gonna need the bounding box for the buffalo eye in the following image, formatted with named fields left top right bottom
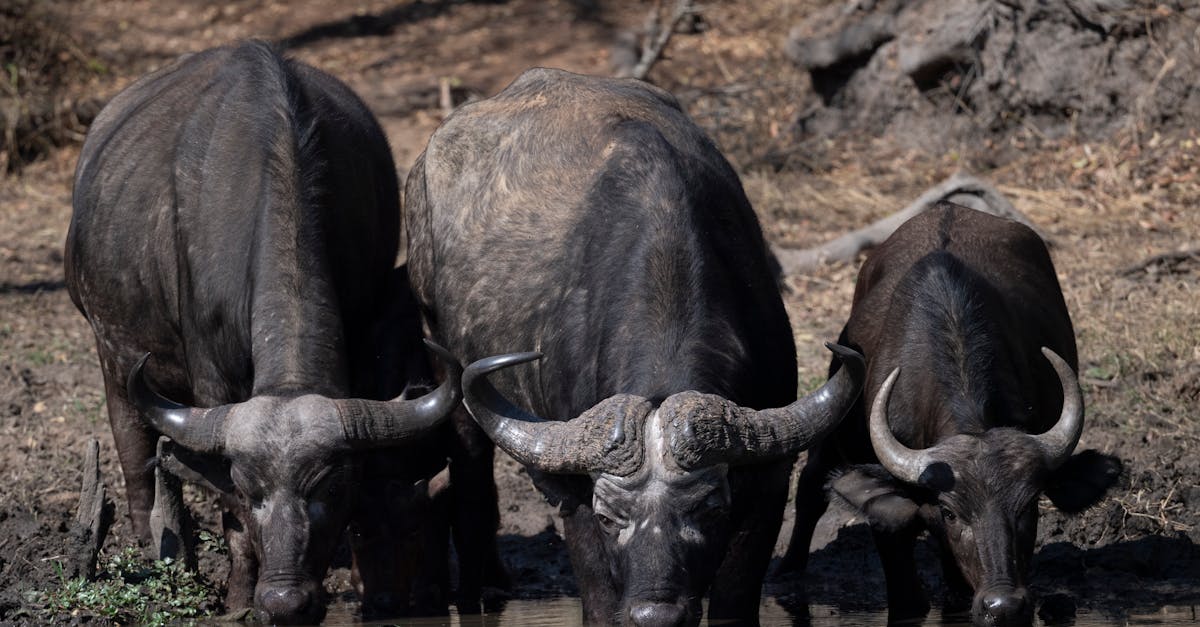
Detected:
left=307, top=500, right=327, bottom=524
left=595, top=512, right=625, bottom=534
left=940, top=505, right=957, bottom=523
left=696, top=499, right=729, bottom=524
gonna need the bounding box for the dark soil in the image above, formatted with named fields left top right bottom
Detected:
left=1, top=0, right=1197, bottom=623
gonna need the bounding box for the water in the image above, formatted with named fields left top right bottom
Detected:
left=325, top=597, right=1199, bottom=626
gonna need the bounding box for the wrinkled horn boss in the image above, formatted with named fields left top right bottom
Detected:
left=462, top=351, right=647, bottom=475
left=465, top=343, right=864, bottom=473
left=668, top=343, right=866, bottom=469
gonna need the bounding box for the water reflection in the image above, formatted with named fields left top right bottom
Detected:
left=325, top=597, right=1198, bottom=626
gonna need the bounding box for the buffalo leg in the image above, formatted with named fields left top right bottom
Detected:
left=349, top=473, right=406, bottom=619
left=350, top=457, right=453, bottom=618
left=410, top=502, right=452, bottom=615
left=872, top=525, right=929, bottom=622
left=223, top=508, right=259, bottom=612
left=448, top=407, right=507, bottom=613
left=709, top=462, right=791, bottom=622
left=97, top=350, right=158, bottom=545
left=779, top=447, right=833, bottom=574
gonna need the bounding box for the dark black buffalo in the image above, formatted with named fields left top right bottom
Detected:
left=781, top=203, right=1121, bottom=625
left=65, top=41, right=459, bottom=624
left=405, top=67, right=865, bottom=626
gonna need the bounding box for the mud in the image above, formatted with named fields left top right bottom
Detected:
left=1, top=0, right=1198, bottom=623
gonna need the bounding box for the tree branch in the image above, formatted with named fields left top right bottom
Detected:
left=1118, top=246, right=1200, bottom=277
left=773, top=172, right=1049, bottom=274
left=619, top=0, right=697, bottom=81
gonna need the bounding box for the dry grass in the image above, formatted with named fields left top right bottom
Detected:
left=0, top=2, right=1195, bottom=604
left=0, top=1, right=108, bottom=172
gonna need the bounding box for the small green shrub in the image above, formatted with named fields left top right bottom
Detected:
left=38, top=547, right=218, bottom=626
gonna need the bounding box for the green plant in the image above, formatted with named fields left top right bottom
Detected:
left=26, top=348, right=53, bottom=366
left=198, top=529, right=227, bottom=555
left=68, top=394, right=106, bottom=424
left=38, top=547, right=218, bottom=626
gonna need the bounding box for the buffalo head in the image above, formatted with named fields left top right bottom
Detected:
left=462, top=344, right=864, bottom=626
left=833, top=348, right=1121, bottom=626
left=127, top=341, right=462, bottom=624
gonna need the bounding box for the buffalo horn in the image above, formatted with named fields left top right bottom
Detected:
left=869, top=367, right=937, bottom=484
left=127, top=353, right=229, bottom=454
left=462, top=351, right=646, bottom=475
left=669, top=343, right=865, bottom=468
left=336, top=340, right=463, bottom=448
left=1032, top=347, right=1084, bottom=469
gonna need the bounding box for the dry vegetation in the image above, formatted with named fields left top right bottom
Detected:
left=0, top=0, right=1197, bottom=621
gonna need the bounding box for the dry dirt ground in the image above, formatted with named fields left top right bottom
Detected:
left=1, top=0, right=1198, bottom=623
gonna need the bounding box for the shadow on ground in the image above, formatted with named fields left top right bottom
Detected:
left=764, top=522, right=1200, bottom=624
left=277, top=0, right=510, bottom=50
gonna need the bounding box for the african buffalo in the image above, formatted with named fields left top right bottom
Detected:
left=66, top=41, right=459, bottom=623
left=781, top=203, right=1121, bottom=625
left=404, top=67, right=865, bottom=625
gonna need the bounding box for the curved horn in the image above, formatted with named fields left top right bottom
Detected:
left=462, top=351, right=645, bottom=475
left=869, top=367, right=937, bottom=484
left=336, top=340, right=463, bottom=448
left=668, top=343, right=866, bottom=468
left=127, top=353, right=228, bottom=453
left=1032, top=347, right=1084, bottom=469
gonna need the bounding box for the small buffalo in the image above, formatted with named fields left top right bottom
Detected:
left=66, top=41, right=458, bottom=623
left=782, top=203, right=1121, bottom=625
left=405, top=67, right=865, bottom=625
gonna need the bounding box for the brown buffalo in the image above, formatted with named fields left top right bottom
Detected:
left=782, top=203, right=1121, bottom=625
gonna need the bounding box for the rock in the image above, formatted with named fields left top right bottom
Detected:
left=782, top=0, right=1200, bottom=149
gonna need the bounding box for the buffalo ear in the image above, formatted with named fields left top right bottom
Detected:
left=829, top=465, right=921, bottom=533
left=157, top=437, right=236, bottom=495
left=1044, top=449, right=1122, bottom=514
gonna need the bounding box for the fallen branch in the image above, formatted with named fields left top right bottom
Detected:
left=618, top=0, right=697, bottom=81
left=75, top=439, right=114, bottom=579
left=773, top=172, right=1049, bottom=274
left=1118, top=246, right=1200, bottom=277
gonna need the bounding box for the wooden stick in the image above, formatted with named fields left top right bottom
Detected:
left=75, top=439, right=113, bottom=579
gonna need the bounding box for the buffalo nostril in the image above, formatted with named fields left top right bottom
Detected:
left=257, top=587, right=314, bottom=624
left=979, top=589, right=1031, bottom=625
left=630, top=601, right=686, bottom=627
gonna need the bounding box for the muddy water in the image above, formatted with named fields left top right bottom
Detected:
left=325, top=598, right=1198, bottom=626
